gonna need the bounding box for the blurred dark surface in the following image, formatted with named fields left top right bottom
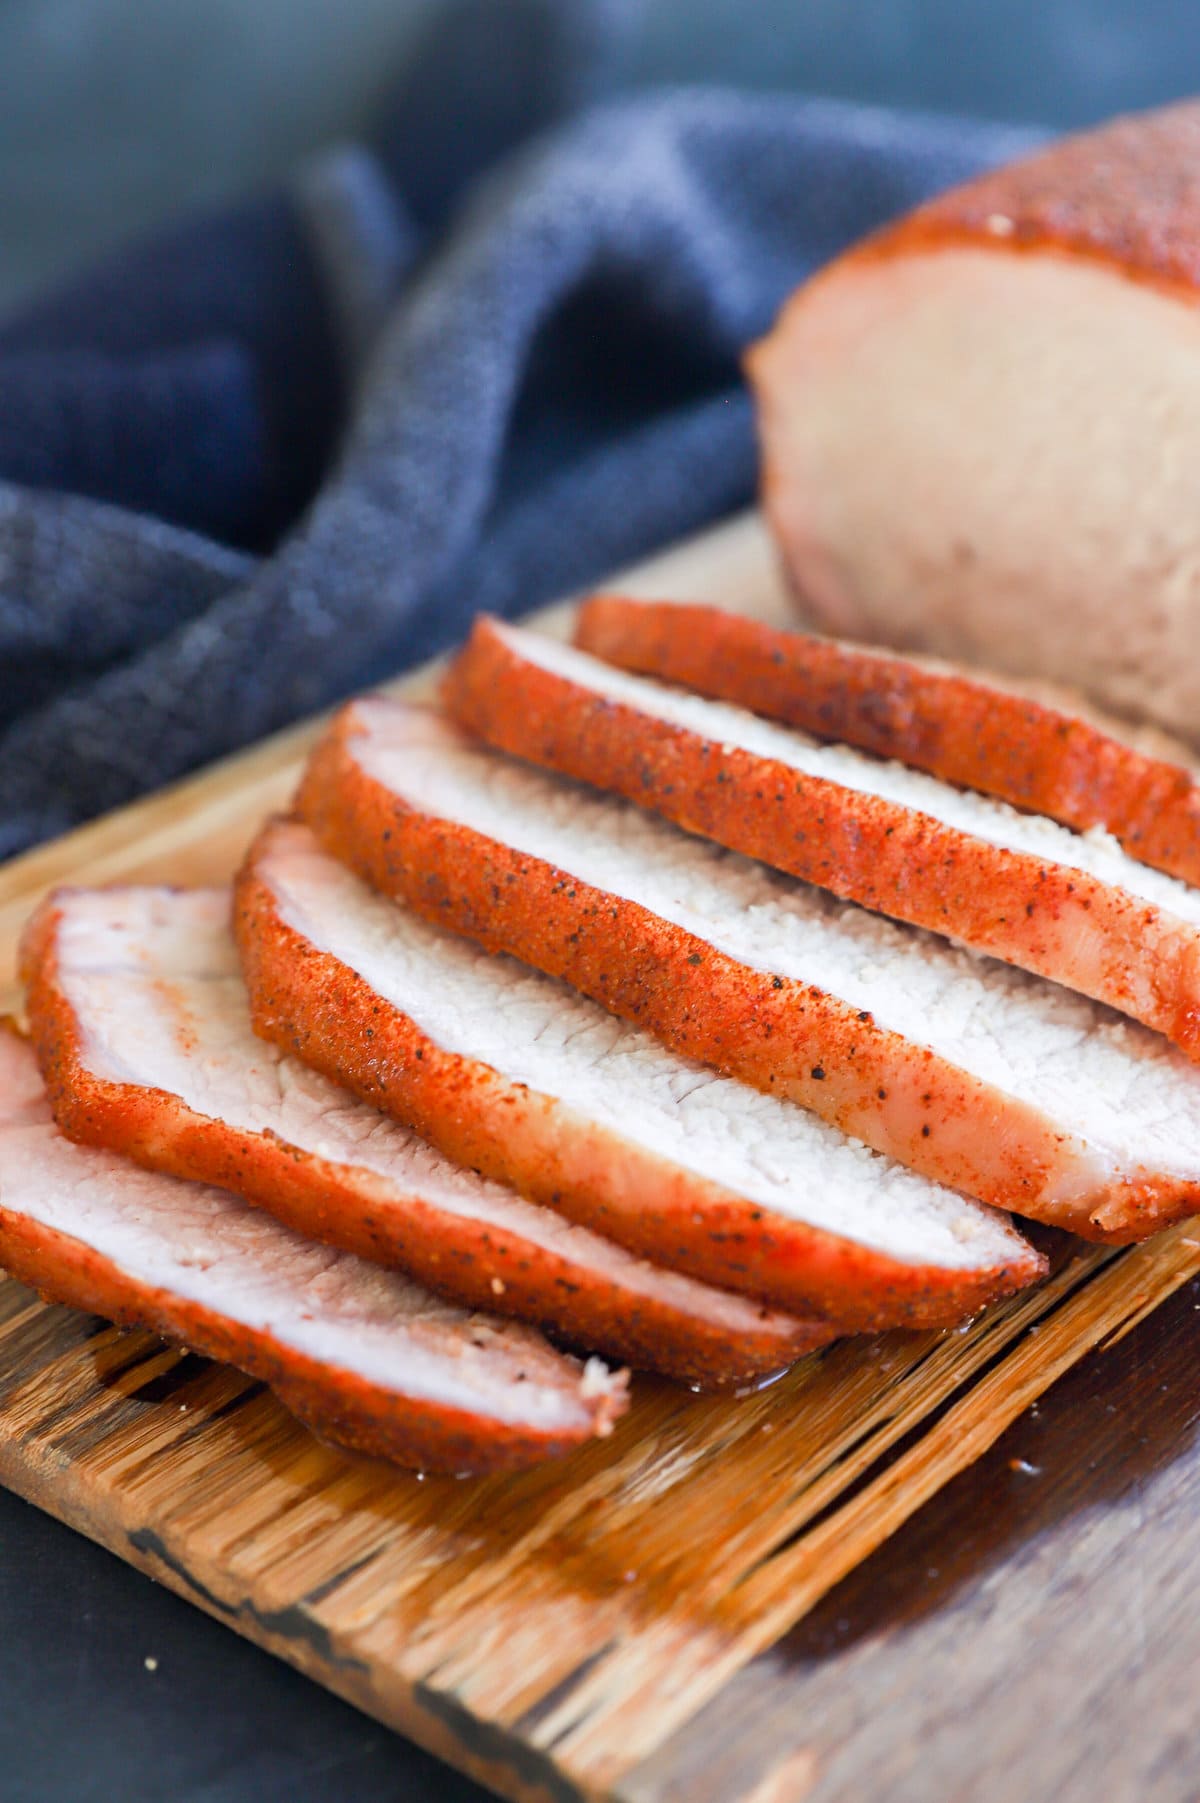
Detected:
left=2, top=4, right=1198, bottom=1801
left=633, top=0, right=1200, bottom=125
left=0, top=1484, right=486, bottom=1803
left=2, top=0, right=1199, bottom=310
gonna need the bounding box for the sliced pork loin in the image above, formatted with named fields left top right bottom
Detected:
left=577, top=596, right=1200, bottom=892
left=0, top=1027, right=626, bottom=1473
left=235, top=819, right=1045, bottom=1330
left=445, top=617, right=1200, bottom=1061
left=20, top=889, right=817, bottom=1388
left=746, top=101, right=1200, bottom=750
left=297, top=696, right=1200, bottom=1243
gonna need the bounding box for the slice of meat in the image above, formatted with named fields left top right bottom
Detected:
left=235, top=819, right=1045, bottom=1330
left=576, top=596, right=1200, bottom=891
left=444, top=617, right=1200, bottom=1060
left=296, top=695, right=1200, bottom=1243
left=20, top=889, right=818, bottom=1389
left=745, top=101, right=1200, bottom=750
left=0, top=1027, right=626, bottom=1474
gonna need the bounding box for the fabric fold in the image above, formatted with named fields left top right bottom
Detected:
left=0, top=0, right=1042, bottom=855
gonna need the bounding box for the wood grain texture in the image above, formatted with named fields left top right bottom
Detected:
left=624, top=1268, right=1200, bottom=1803
left=2, top=513, right=1199, bottom=1802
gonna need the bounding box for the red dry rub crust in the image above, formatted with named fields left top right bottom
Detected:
left=576, top=596, right=1200, bottom=892
left=235, top=819, right=1047, bottom=1331
left=0, top=1202, right=614, bottom=1474
left=296, top=701, right=1200, bottom=1245
left=443, top=617, right=1200, bottom=1062
left=850, top=99, right=1200, bottom=302
left=20, top=894, right=816, bottom=1390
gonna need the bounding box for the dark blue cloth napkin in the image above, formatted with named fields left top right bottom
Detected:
left=0, top=0, right=1040, bottom=857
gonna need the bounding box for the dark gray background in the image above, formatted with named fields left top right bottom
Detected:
left=2, top=0, right=1200, bottom=313
left=1, top=3, right=1198, bottom=1798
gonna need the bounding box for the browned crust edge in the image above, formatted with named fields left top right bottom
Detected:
left=576, top=596, right=1200, bottom=893
left=19, top=895, right=810, bottom=1390
left=0, top=1106, right=615, bottom=1474
left=850, top=101, right=1200, bottom=302
left=442, top=618, right=1200, bottom=1061
left=741, top=105, right=1200, bottom=683
left=296, top=700, right=1200, bottom=1247
left=234, top=820, right=1047, bottom=1330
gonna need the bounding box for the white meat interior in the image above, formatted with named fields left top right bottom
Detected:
left=753, top=246, right=1200, bottom=749
left=487, top=622, right=1200, bottom=927
left=258, top=822, right=1031, bottom=1273
left=48, top=888, right=797, bottom=1339
left=0, top=1030, right=606, bottom=1431
left=351, top=700, right=1200, bottom=1185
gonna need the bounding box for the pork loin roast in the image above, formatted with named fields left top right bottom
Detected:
left=235, top=818, right=1044, bottom=1330
left=0, top=1027, right=627, bottom=1472
left=576, top=597, right=1200, bottom=892
left=296, top=694, right=1200, bottom=1242
left=746, top=100, right=1200, bottom=748
left=446, top=618, right=1200, bottom=1059
left=21, top=887, right=818, bottom=1387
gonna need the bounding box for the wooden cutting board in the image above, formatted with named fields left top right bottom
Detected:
left=2, top=513, right=1200, bottom=1803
